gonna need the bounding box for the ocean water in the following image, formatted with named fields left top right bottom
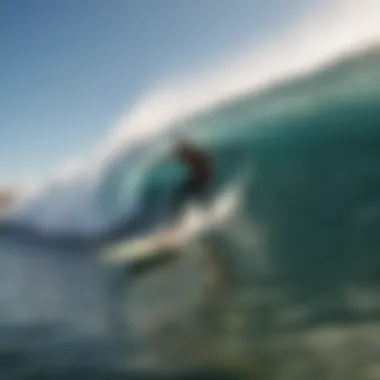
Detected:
left=2, top=46, right=380, bottom=378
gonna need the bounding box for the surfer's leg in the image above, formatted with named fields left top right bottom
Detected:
left=191, top=181, right=212, bottom=210
left=169, top=179, right=195, bottom=219
left=169, top=178, right=210, bottom=221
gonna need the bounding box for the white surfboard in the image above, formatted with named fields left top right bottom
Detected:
left=102, top=226, right=183, bottom=265
left=101, top=179, right=242, bottom=267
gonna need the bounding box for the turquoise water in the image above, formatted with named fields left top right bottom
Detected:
left=108, top=47, right=380, bottom=232
left=102, top=46, right=380, bottom=319
left=99, top=47, right=380, bottom=376
left=1, top=46, right=380, bottom=378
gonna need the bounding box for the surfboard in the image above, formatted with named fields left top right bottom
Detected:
left=102, top=226, right=182, bottom=265
left=101, top=223, right=198, bottom=277
left=101, top=179, right=242, bottom=271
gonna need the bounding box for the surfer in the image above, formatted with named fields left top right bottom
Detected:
left=170, top=137, right=213, bottom=217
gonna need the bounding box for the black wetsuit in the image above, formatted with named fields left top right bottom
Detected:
left=171, top=143, right=212, bottom=216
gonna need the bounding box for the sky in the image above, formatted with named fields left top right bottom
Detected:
left=0, top=0, right=324, bottom=185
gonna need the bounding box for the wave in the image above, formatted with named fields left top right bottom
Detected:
left=8, top=0, right=380, bottom=239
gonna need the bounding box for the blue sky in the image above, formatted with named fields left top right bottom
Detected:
left=0, top=0, right=321, bottom=183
